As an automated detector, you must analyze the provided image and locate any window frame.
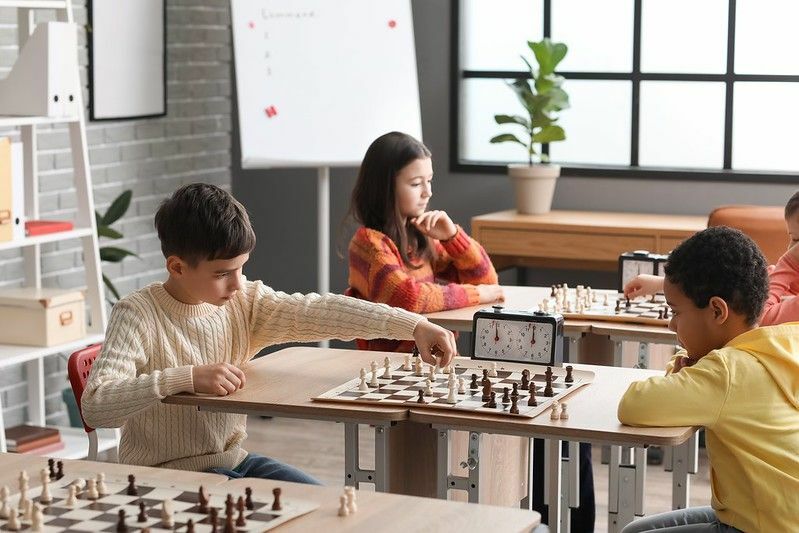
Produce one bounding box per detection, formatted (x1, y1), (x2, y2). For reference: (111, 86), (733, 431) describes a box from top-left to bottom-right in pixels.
(450, 0), (799, 184)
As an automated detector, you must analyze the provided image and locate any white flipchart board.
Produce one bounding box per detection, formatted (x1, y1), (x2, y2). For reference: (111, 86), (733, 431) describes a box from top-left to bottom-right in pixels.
(230, 0), (423, 168)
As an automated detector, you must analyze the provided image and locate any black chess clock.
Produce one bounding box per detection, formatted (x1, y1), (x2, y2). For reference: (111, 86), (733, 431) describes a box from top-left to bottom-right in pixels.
(618, 250), (668, 291)
(471, 305), (564, 366)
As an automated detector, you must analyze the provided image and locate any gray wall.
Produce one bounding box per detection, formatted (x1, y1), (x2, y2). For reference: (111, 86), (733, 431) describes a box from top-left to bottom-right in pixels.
(0, 0), (232, 426)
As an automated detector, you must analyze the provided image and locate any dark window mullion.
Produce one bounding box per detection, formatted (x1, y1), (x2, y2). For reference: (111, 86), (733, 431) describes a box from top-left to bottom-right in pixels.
(723, 0), (737, 169)
(543, 0), (551, 159)
(631, 0), (642, 167)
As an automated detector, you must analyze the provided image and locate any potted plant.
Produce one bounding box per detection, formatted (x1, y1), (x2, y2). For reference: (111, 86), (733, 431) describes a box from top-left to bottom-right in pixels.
(490, 38), (570, 214)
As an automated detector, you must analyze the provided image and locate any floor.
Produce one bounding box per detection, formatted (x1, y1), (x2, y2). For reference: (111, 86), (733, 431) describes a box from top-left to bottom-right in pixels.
(245, 416), (712, 533)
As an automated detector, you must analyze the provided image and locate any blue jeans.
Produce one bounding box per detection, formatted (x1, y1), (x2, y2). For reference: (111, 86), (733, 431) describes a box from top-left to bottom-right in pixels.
(621, 507), (743, 533)
(206, 453), (321, 485)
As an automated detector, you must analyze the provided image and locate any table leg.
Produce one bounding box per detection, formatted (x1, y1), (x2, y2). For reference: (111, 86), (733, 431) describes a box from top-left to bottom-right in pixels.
(546, 439), (563, 533)
(668, 432), (698, 509)
(343, 422), (392, 492)
(637, 342), (650, 369)
(434, 428), (481, 503)
(608, 446), (647, 532)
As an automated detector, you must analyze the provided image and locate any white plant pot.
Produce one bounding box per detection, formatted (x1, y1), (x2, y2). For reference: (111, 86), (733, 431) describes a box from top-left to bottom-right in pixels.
(508, 164), (561, 215)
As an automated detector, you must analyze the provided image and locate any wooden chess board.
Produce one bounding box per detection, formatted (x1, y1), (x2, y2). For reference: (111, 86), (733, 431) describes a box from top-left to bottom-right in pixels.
(314, 361), (593, 419)
(2, 472), (318, 532)
(545, 288), (670, 326)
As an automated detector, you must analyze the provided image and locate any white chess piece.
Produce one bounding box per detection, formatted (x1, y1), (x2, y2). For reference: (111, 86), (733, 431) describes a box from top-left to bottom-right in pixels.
(65, 485), (77, 507)
(358, 368), (368, 391)
(338, 494), (349, 517)
(403, 354), (412, 371)
(22, 498), (32, 521)
(85, 478), (99, 500)
(30, 503), (42, 532)
(448, 371), (456, 388)
(560, 402), (569, 420)
(428, 364), (436, 382)
(424, 380), (433, 397)
(382, 356), (392, 379)
(603, 293), (610, 306)
(550, 400), (561, 420)
(96, 472), (108, 496)
(458, 377), (466, 394)
(345, 486), (357, 514)
(38, 470), (51, 504)
(69, 478), (86, 491)
(17, 489), (28, 512)
(161, 500), (174, 528)
(369, 365), (379, 387)
(413, 358), (423, 376)
(6, 506), (19, 531)
(488, 362), (497, 378)
(446, 381), (458, 404)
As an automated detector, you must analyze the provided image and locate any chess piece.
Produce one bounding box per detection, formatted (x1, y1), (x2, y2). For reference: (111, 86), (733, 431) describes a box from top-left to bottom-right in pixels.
(65, 485), (77, 507)
(117, 509), (128, 533)
(446, 381), (458, 404)
(528, 384), (538, 406)
(97, 472), (108, 496)
(86, 478), (99, 500)
(448, 371), (456, 388)
(413, 358), (423, 376)
(55, 461), (63, 481)
(382, 356), (392, 379)
(550, 285), (556, 297)
(417, 389), (425, 403)
(626, 297), (631, 309)
(38, 469), (51, 504)
(488, 362), (498, 378)
(22, 498), (32, 521)
(18, 471), (28, 503)
(458, 377), (466, 394)
(236, 496), (246, 526)
(7, 506), (19, 531)
(0, 486), (9, 519)
(550, 400), (560, 420)
(470, 373), (478, 390)
(209, 507), (219, 533)
(565, 365), (574, 383)
(17, 488), (28, 512)
(428, 364), (435, 382)
(481, 369), (489, 385)
(198, 485), (209, 513)
(521, 369), (530, 389)
(487, 391), (497, 408)
(271, 487), (282, 511)
(560, 402), (569, 420)
(345, 486), (357, 513)
(138, 501), (147, 522)
(161, 500), (174, 528)
(658, 309), (664, 319)
(245, 487), (253, 510)
(338, 494), (349, 517)
(369, 361), (379, 387)
(186, 518), (195, 533)
(615, 299), (621, 313)
(47, 459), (56, 480)
(30, 503), (42, 532)
(69, 478), (85, 491)
(358, 368), (368, 391)
(510, 396), (519, 414)
(126, 474), (138, 496)
(223, 498), (235, 533)
(403, 354), (412, 371)
(603, 293), (610, 306)
(502, 387), (510, 406)
(442, 364), (450, 374)
(544, 367), (554, 397)
(511, 382), (519, 399)
(424, 380), (433, 396)
(481, 379), (492, 402)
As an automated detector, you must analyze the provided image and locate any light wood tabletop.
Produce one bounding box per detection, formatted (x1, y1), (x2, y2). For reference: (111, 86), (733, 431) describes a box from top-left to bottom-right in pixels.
(408, 363), (696, 447)
(224, 477), (541, 532)
(0, 453), (228, 488)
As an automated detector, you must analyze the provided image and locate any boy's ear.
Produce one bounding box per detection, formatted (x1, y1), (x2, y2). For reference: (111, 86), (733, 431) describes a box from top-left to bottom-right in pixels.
(166, 255), (186, 277)
(708, 296), (729, 324)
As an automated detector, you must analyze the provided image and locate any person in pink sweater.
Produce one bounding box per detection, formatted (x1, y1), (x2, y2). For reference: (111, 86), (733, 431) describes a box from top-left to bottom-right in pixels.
(760, 191), (799, 325)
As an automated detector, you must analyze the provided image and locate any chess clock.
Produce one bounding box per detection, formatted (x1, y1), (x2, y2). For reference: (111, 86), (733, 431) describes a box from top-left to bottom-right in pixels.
(618, 250), (668, 292)
(471, 305), (564, 366)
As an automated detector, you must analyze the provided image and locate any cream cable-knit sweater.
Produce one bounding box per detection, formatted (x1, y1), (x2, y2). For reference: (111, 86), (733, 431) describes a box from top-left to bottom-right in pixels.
(82, 280), (423, 471)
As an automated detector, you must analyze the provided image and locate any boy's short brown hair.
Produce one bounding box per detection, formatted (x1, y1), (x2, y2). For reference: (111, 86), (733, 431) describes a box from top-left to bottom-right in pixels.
(154, 183), (255, 265)
(785, 191), (799, 219)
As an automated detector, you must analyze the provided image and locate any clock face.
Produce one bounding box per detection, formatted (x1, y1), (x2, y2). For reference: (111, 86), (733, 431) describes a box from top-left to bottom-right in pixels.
(622, 259), (656, 287)
(473, 318), (553, 364)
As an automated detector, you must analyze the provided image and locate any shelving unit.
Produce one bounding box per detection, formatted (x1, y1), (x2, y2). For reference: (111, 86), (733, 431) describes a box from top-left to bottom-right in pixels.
(0, 0), (111, 458)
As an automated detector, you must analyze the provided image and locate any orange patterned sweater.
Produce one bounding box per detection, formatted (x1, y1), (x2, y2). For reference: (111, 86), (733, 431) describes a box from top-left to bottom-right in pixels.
(348, 225), (498, 352)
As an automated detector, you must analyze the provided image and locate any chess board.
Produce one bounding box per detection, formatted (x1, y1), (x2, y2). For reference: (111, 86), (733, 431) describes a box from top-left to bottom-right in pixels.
(547, 289), (669, 327)
(314, 362), (593, 419)
(2, 471), (318, 532)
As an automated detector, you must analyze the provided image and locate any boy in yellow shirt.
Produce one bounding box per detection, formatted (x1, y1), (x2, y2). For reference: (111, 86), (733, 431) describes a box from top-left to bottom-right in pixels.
(618, 226), (799, 533)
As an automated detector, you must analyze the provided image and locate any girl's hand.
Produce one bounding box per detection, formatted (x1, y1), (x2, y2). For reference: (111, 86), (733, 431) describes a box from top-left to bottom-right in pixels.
(410, 210), (457, 241)
(477, 284), (504, 304)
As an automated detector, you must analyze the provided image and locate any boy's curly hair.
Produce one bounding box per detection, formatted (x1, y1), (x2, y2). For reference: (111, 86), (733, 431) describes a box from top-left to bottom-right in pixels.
(665, 226), (768, 325)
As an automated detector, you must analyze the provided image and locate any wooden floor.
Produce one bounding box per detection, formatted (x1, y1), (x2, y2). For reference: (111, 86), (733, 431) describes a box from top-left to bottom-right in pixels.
(245, 416), (711, 533)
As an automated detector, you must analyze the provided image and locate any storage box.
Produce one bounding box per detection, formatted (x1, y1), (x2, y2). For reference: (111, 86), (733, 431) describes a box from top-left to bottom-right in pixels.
(0, 287), (85, 346)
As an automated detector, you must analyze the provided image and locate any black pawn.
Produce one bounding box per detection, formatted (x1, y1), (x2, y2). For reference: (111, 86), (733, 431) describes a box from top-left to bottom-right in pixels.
(565, 365), (574, 383)
(116, 509), (128, 533)
(209, 507), (218, 533)
(245, 487), (253, 510)
(481, 379), (492, 402)
(198, 485), (209, 513)
(487, 391), (497, 408)
(664, 306), (670, 318)
(56, 461), (64, 480)
(626, 297), (631, 309)
(501, 387), (510, 405)
(470, 373), (478, 390)
(615, 299), (621, 313)
(47, 458), (56, 480)
(236, 496), (246, 527)
(481, 369), (489, 385)
(511, 382), (519, 399)
(658, 309), (664, 319)
(550, 285), (556, 297)
(137, 502), (147, 522)
(186, 518), (196, 533)
(417, 389), (425, 403)
(510, 396), (519, 414)
(528, 384), (538, 407)
(521, 369), (530, 389)
(272, 488), (282, 511)
(126, 474), (137, 496)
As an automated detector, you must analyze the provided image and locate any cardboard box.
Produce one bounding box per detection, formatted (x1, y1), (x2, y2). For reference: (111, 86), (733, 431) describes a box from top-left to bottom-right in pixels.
(0, 287), (85, 346)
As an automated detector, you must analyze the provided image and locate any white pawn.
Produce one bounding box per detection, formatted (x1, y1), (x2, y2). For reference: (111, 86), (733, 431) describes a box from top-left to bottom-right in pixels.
(550, 400), (561, 420)
(446, 381), (458, 404)
(382, 356), (392, 379)
(345, 486), (357, 514)
(488, 362), (497, 378)
(22, 498), (32, 521)
(442, 364), (451, 374)
(413, 358), (423, 377)
(85, 478), (99, 500)
(603, 293), (610, 306)
(65, 485), (77, 507)
(358, 368), (368, 391)
(30, 503), (42, 532)
(560, 402), (569, 420)
(161, 500), (174, 528)
(403, 354), (412, 371)
(96, 473), (108, 496)
(458, 377), (466, 394)
(38, 471), (51, 505)
(448, 371), (456, 388)
(6, 506), (19, 531)
(0, 492), (8, 519)
(338, 494), (349, 517)
(69, 478), (86, 492)
(424, 380), (433, 397)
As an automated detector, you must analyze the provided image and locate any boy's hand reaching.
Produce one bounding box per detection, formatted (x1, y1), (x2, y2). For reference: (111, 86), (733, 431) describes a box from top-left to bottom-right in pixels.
(192, 363), (247, 396)
(413, 319), (457, 367)
(623, 274), (665, 299)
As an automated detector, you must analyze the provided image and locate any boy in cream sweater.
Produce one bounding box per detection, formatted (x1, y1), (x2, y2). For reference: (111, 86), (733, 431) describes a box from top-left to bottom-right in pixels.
(82, 183), (456, 483)
(619, 227), (799, 532)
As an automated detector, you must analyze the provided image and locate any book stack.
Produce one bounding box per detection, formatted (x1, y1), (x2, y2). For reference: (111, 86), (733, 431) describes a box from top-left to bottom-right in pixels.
(4, 425), (63, 454)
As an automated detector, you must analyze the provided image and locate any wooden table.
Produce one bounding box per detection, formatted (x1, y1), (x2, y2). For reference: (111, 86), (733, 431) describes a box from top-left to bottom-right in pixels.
(472, 210), (706, 272)
(225, 477), (541, 532)
(409, 363), (697, 533)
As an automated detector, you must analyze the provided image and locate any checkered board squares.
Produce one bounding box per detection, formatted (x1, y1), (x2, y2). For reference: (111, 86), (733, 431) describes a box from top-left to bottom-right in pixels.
(560, 294), (669, 327)
(314, 362), (594, 419)
(3, 475), (318, 532)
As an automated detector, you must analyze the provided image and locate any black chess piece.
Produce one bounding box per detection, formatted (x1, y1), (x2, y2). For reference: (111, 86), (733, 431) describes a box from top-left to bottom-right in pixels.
(626, 297), (631, 309)
(550, 285), (556, 297)
(487, 391), (497, 408)
(417, 389), (425, 403)
(137, 502), (147, 522)
(116, 509), (128, 533)
(615, 299), (621, 313)
(502, 387), (510, 405)
(481, 368), (489, 385)
(511, 382), (519, 399)
(528, 383), (538, 406)
(186, 518), (196, 533)
(565, 365), (574, 383)
(209, 507), (219, 533)
(544, 371), (554, 397)
(521, 369), (530, 389)
(470, 373), (478, 390)
(481, 379), (492, 402)
(198, 485), (209, 513)
(236, 496), (246, 527)
(47, 458), (56, 480)
(658, 309), (664, 319)
(126, 474), (137, 496)
(510, 396), (519, 414)
(56, 461), (64, 480)
(245, 487), (253, 510)
(272, 488), (282, 511)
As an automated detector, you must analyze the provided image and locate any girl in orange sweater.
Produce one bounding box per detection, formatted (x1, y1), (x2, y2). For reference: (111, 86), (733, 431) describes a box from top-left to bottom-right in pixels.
(347, 131), (503, 352)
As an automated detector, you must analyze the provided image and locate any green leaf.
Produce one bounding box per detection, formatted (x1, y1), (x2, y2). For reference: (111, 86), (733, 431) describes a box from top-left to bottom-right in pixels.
(102, 273), (121, 301)
(529, 39), (568, 76)
(100, 246), (138, 263)
(490, 133), (527, 147)
(101, 190), (132, 226)
(532, 125), (566, 144)
(507, 79), (536, 113)
(494, 114), (530, 128)
(97, 224), (123, 239)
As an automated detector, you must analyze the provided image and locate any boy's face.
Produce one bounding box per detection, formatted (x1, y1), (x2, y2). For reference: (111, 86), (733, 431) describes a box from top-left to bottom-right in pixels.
(169, 253), (249, 306)
(664, 278), (728, 360)
(786, 212), (799, 248)
(395, 157), (433, 220)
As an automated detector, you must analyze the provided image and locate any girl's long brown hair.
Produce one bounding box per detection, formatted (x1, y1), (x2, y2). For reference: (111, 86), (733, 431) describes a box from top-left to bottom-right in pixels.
(349, 132), (434, 268)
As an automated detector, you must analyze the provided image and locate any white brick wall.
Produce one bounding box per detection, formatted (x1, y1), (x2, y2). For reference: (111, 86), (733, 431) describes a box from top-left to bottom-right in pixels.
(0, 0), (232, 426)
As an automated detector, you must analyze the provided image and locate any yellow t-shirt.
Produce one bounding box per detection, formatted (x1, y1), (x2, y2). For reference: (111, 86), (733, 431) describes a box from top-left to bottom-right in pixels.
(618, 324), (799, 532)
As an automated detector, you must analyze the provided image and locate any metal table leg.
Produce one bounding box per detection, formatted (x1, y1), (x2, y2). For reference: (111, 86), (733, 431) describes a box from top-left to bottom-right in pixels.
(546, 438), (563, 533)
(435, 427), (481, 502)
(608, 446), (647, 533)
(344, 422), (392, 491)
(668, 432), (699, 509)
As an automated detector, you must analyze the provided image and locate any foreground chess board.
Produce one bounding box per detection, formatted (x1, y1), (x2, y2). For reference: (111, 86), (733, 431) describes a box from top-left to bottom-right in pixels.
(2, 470), (318, 532)
(314, 361), (593, 419)
(543, 286), (670, 326)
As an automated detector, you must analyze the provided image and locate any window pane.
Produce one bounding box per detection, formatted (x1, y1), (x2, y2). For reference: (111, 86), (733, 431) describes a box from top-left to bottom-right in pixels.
(639, 82), (725, 168)
(551, 0), (632, 72)
(461, 0), (543, 71)
(733, 82), (799, 171)
(548, 80), (631, 165)
(641, 0), (727, 74)
(736, 0), (799, 75)
(460, 78), (533, 163)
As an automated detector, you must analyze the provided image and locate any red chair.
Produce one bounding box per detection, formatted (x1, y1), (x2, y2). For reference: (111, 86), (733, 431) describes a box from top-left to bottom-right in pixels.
(67, 343), (117, 461)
